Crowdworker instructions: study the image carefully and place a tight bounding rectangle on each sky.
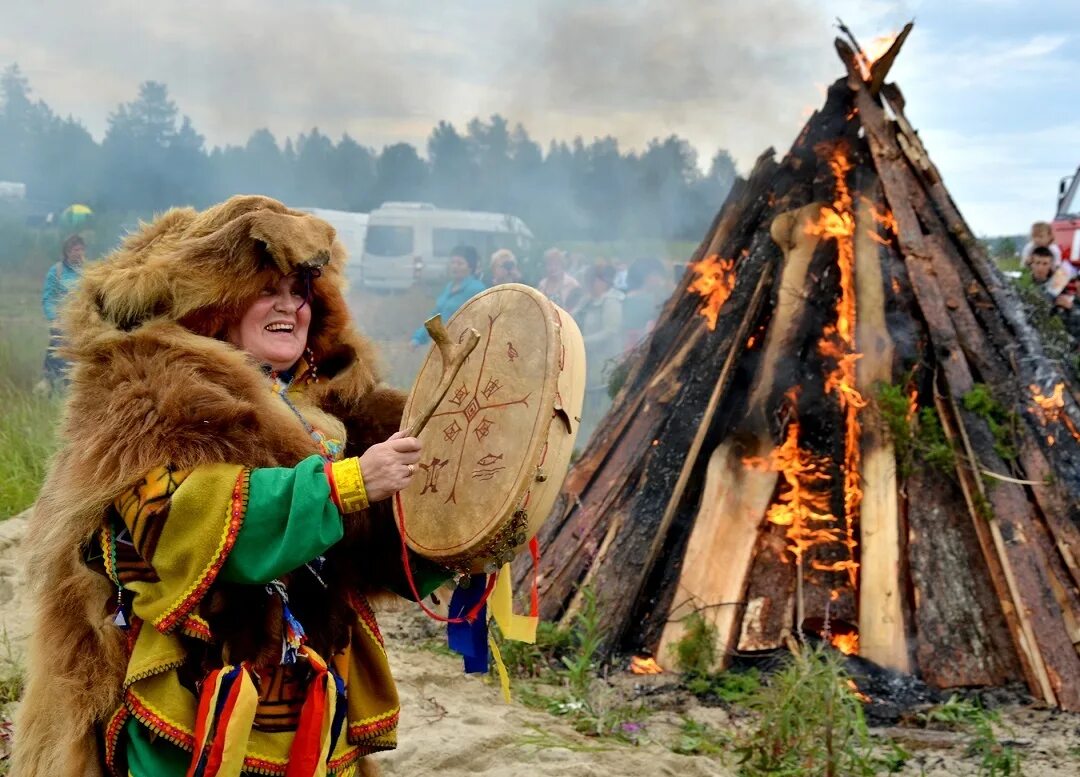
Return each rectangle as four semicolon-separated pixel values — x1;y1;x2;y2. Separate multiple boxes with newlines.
0;0;1077;235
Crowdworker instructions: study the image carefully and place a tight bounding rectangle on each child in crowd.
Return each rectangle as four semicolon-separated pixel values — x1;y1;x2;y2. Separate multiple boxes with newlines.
1022;221;1063;268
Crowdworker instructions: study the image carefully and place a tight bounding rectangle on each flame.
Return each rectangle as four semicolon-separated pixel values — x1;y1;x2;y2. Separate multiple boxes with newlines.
846;678;871;703
806;145;863;589
630;656;663;675
906;389;918;426
688;254;737;330
745;408;842;564
747;335;757;349
832;633;860;656
1028;383;1080;444
856;32;901;80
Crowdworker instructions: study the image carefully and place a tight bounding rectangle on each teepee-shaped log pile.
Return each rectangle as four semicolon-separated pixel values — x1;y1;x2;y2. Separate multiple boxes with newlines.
517;25;1080;710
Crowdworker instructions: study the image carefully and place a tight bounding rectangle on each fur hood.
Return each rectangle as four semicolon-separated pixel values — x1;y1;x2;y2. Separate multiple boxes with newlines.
14;195;404;777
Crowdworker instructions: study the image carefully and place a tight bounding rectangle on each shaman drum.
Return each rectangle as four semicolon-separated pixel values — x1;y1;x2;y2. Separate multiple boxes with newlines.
396;283;586;574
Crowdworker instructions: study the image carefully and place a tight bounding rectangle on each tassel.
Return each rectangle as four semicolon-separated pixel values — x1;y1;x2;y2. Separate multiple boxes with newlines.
285;646;339;777
267;581;307;665
186;665;258;777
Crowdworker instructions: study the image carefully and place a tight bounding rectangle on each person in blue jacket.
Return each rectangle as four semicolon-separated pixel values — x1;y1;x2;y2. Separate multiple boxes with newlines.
410;245;487;348
36;234;86;394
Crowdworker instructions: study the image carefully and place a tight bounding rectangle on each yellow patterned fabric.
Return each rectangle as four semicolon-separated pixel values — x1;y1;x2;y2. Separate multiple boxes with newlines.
103;463;399;776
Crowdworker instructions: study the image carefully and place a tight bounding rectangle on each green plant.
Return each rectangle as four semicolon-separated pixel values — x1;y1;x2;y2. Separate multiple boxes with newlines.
671;611;717;676
671;717;730;756
734;644;883;777
917;695;1024;776
490;619;574;679
962;384;1018;462
875;382;955;476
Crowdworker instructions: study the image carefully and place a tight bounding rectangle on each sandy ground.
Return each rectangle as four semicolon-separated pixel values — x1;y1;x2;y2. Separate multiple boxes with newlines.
1;511;1077;776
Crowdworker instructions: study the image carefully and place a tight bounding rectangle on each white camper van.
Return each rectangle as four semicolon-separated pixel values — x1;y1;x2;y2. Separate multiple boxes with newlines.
295;208;369;287
360;202;533;290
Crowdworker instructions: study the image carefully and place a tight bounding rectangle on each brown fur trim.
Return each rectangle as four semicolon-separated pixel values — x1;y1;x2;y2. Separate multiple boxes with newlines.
14;196;400;776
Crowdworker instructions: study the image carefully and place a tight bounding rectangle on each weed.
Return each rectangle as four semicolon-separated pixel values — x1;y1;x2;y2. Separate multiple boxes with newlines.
962;384;1018;462
671;611;717;676
671;717;730;756
734;643;884;777
917;695;1024;776
875;383;955;476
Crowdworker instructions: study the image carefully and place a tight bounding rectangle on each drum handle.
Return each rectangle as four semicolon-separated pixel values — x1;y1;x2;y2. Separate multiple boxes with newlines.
396;491;495;623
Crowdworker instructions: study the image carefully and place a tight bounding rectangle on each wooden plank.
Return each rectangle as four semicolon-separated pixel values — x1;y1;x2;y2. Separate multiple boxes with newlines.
836;43;1079;707
854;184;909;672
656;203;826;669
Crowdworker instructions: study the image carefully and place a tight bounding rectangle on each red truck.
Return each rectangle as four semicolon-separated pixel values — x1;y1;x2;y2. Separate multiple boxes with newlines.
1054;165;1080;264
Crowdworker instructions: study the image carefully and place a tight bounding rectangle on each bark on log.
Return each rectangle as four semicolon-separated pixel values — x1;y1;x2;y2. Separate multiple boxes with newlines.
841;41;1080;709
907;467;1023;687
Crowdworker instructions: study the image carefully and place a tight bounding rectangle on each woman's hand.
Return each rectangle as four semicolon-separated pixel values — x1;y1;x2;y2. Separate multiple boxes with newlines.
359;430;422;502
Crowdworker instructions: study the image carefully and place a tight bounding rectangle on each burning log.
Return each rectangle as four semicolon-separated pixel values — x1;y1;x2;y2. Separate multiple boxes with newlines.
522;23;1080;711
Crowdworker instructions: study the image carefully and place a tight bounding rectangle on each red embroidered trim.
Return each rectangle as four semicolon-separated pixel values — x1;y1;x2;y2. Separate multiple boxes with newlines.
348;593;385;647
157;470;248;633
103;706;130;777
348;709;399;741
125;690;195;750
180;615;212;641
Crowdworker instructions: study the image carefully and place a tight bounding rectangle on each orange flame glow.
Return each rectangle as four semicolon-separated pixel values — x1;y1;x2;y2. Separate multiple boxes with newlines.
1028;383;1080;444
688;254;737;330
832;633;860;656
745;408;842;564
846;678;871;703
806;145;863;589
856;33;901;80
629;656;663;675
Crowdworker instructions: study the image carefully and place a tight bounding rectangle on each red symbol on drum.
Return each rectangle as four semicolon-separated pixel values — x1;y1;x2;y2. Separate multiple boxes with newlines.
481;378;502;400
507;342;518;361
463;397;481;422
419;458;448;494
473;452;505;480
449;384;469;406
443;420;463;442
474;417;495;442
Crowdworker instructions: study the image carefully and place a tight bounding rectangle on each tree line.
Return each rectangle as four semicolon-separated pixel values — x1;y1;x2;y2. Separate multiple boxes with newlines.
0;64;737;242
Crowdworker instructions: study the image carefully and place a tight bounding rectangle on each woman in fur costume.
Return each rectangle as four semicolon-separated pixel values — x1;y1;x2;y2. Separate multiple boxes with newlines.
13;195;447;777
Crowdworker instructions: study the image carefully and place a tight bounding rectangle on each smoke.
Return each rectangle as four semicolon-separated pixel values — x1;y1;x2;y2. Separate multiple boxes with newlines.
0;0;903;168
506;0;875;168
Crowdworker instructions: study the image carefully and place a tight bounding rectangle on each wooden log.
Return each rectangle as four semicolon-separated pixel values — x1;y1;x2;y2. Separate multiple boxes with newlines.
854;183;909;672
882;82;1080;462
907;466;1023;687
839;42;1080;709
656;203;826;669
522;152;781;614
737;528;796;651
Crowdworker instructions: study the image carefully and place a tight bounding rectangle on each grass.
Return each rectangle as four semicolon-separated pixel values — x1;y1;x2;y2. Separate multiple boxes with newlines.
0;262;61;519
916;695;1024;776
875;381;955;477
734;644;894;777
962;383;1019;463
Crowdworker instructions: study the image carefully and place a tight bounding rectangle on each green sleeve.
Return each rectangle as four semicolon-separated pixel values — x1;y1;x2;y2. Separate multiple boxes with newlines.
124;718;188;777
221;454;344;584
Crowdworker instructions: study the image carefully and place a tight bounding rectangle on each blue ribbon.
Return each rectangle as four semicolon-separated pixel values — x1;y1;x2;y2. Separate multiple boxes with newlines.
447;574;489;674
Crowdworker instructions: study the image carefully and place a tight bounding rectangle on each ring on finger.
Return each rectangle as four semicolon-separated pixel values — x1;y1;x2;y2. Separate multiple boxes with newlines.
406;463;415;475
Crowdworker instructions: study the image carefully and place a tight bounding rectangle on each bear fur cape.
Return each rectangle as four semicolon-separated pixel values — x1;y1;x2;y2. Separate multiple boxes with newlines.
13;196;407;777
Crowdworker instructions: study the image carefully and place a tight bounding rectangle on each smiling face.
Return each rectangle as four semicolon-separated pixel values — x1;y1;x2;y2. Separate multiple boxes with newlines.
227;273;312;371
